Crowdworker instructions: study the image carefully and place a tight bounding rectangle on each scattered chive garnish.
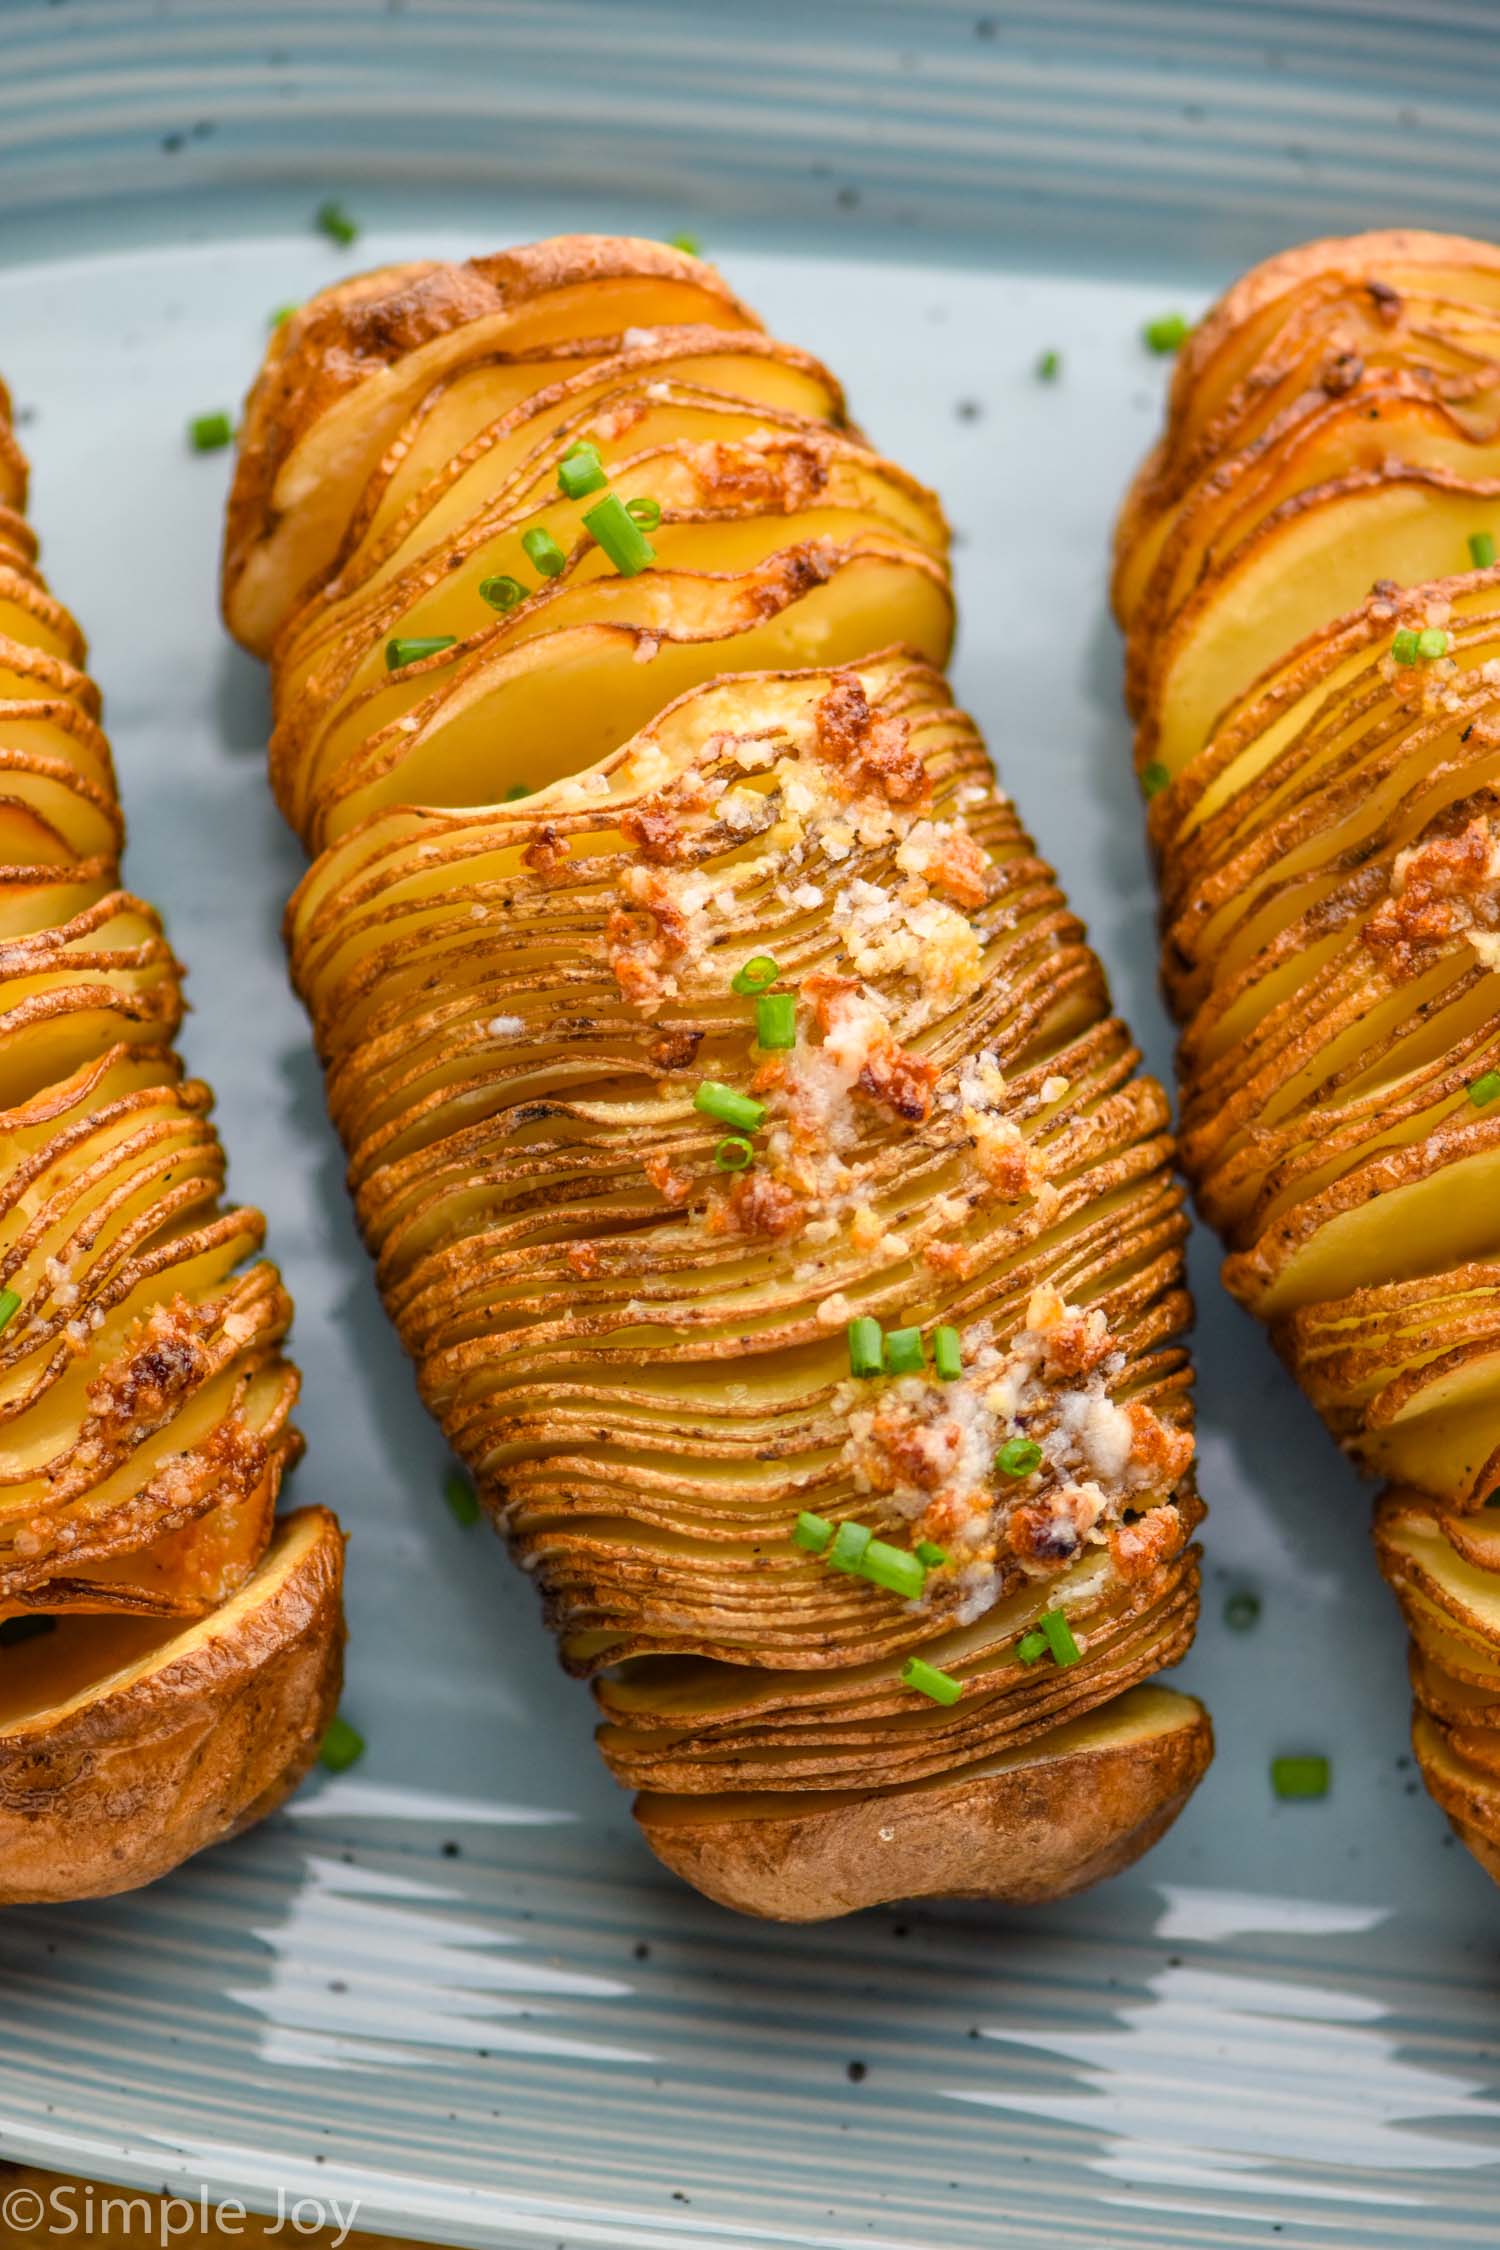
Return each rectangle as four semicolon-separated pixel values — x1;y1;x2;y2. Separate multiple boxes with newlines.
995;1435;1042;1478
883;1326;925;1377
503;783;530;800
848;1316;884;1379
669;233;702;256
315;199;359;247
1040;1608;1081;1666
1391;627;1420;664
1469;1071;1500;1108
584;491;657;576
626;496;662;530
915;1539;949;1568
319;1714;366;1772
0;1614;54;1648
1470;531;1497;569
1036;348;1061;381
828;1520;873;1575
793;1510;834;1554
932;1323;962;1381
901;1656;963;1707
755;991;797;1049
558;441;607;500
522;526;568;578
1016;1627;1049;1664
731;954;780;995
0;1288;20;1336
1141;761;1171;799
443;1469;481;1526
694;1079;765;1132
385;635;456;670
1271;1753;1329;1800
1223;1588;1261;1631
479;574;527;612
714;1134;754;1171
860;1539;926;1600
1144;311;1190;354
1416;626;1451;660
188;411;233;452
268;302;299;329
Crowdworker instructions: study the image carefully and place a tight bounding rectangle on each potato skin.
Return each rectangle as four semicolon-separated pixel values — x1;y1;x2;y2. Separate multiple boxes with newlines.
0;1509;343;1905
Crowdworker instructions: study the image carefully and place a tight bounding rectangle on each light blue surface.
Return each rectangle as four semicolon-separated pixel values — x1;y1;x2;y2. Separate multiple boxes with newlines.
0;7;1498;2248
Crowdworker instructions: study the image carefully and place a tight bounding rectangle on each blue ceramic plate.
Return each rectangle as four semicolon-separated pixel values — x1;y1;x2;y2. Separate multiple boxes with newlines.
1;6;1498;2246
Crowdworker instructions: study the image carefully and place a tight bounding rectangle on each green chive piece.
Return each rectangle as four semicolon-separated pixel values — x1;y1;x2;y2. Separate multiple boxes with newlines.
503;783;530;801
933;1324;963;1382
1470;531;1497;569
522;526;568;578
479;574;527;612
626;496;663;530
915;1539;949;1568
1224;1588;1261;1631
828;1520;873;1575
883;1326;925;1377
188;411;233;453
316;200;358;247
1391;628;1420;664
731;954;780;995
268;303;299;329
1271;1753;1329;1801
558;442;607;500
1141;761;1171;799
714;1134;754;1172
583;491;656;576
1036;348;1061;382
0;1613;55;1648
901;1655;963;1706
859;1539;927;1600
385;635;456;670
694;1080;765;1132
755;991;797;1050
0;1288;20;1336
319;1714;366;1772
793;1510;834;1554
1040;1608;1082;1667
1144;312;1190;354
1470;1070;1500;1108
848;1316;883;1379
996;1435;1042;1478
444;1469;481;1526
1416;626;1451;660
1016;1627;1049;1664
669;233;702;256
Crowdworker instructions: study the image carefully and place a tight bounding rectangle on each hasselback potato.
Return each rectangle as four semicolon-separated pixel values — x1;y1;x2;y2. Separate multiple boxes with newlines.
225;235;1209;1919
1116;227;1500;1877
0;380;344;1903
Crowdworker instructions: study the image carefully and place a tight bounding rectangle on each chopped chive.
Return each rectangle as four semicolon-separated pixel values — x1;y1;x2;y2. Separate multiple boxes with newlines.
1144;311;1190;354
755;991;797;1050
583;491;656;576
385;635;456;670
319;1714;366;1772
848;1316;884;1379
1141;761;1171;799
714;1134;754;1171
793;1510;834;1555
315;200;358;247
859;1539;927;1600
1040;1607;1082;1667
522;526;568;578
1016;1627;1049;1664
995;1435;1042;1478
1391;627;1420;665
694;1079;765;1132
1471;531;1497;569
1416;626;1451;660
883;1326;925;1377
1469;1071;1500;1108
1036;348;1061;382
558;441;607;500
503;783;530;800
828;1520;873;1575
0;1288;20;1335
268;302;299;329
626;496;662;530
1271;1753;1329;1800
1223;1588;1261;1631
0;1613;55;1648
915;1539;949;1568
901;1655;963;1706
731;954;780;995
933;1324;962;1381
188;411;233;452
443;1469;481;1526
479;574;527;612
668;233;702;256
